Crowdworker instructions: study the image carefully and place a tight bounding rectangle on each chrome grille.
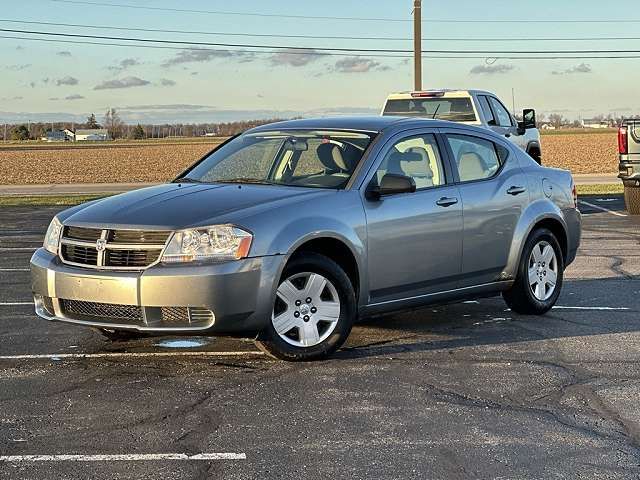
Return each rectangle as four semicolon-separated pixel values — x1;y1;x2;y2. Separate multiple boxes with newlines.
106;249;162;267
60;226;170;270
61;244;99;266
65;226;102;241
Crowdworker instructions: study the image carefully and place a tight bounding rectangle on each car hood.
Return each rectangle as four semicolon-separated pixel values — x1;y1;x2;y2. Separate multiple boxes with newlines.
60;183;330;230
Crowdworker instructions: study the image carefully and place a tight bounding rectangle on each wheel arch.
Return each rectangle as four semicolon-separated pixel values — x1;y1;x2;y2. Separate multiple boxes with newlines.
506;200;568;279
276;232;365;306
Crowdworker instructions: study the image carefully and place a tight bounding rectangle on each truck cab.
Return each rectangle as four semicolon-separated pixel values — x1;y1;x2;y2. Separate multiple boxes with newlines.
382;89;542;164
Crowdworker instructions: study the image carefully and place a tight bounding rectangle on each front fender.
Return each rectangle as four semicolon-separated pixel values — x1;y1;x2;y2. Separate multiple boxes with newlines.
504;198;567;279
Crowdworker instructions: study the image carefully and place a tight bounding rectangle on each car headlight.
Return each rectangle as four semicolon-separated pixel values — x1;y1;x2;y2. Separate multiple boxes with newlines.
161;225;253;263
43;216;63;255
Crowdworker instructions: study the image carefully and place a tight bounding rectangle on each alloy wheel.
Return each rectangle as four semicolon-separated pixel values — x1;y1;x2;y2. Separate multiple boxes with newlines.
272;272;341;347
528;240;558;301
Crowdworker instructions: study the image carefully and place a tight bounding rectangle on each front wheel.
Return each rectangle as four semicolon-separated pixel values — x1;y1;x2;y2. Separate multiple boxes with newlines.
503;228;564;315
624;186;640;215
255;253;356;361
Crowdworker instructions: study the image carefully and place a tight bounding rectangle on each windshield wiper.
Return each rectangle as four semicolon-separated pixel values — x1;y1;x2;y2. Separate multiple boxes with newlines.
215;178;277;185
173;176;202;184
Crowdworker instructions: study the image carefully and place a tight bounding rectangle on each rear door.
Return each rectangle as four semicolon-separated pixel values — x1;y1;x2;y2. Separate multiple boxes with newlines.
362;130;463;304
442;129;529;287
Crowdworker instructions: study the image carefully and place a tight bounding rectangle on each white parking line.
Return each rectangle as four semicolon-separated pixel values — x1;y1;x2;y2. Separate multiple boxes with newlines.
579;200;627;217
0;302;33;306
553;306;630;311
0;351;264;360
0;247;38;252
0;268;29;272
0;453;246;462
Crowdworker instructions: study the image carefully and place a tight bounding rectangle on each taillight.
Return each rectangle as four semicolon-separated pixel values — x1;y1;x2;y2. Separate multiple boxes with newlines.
571;182;578;208
618;126;628;154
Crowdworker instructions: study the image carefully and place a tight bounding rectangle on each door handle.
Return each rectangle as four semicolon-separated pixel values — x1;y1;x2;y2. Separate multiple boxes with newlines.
436;196;458;207
507;186;526;195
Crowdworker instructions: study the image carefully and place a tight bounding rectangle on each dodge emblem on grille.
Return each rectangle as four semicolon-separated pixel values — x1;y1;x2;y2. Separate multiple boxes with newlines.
95;238;107;252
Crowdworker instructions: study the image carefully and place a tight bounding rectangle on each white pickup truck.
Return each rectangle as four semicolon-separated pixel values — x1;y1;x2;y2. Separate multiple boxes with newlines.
382;89;542;164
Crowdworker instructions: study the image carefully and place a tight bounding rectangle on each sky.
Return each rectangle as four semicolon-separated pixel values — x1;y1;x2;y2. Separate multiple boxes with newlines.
1;0;639;124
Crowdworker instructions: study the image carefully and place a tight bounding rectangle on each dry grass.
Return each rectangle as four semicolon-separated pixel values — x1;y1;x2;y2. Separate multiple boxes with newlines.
0;131;618;185
541;132;617;174
0;140;225;184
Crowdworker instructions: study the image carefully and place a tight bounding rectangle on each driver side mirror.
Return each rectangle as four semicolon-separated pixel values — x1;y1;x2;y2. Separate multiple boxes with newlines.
366;173;416;200
518;108;536;134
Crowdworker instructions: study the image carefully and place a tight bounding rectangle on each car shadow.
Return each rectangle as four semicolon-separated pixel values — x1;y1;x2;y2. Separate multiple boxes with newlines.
335;277;639;360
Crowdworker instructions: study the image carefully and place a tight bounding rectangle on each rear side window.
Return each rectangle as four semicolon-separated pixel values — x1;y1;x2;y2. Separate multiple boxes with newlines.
446;134;508;182
478;96;495;125
488;97;513;127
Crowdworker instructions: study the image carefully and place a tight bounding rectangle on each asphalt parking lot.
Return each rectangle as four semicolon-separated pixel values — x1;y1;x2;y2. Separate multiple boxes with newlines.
1;194;639;479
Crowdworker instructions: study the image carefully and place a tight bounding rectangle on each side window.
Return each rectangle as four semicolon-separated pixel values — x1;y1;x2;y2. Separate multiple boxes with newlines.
488;97;513;127
478;96;495;125
446;134;507;182
375;134;446;190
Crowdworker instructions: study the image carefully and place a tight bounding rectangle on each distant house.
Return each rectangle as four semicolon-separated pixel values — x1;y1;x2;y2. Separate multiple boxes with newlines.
43;129;74;142
582;118;609;129
540;123;556;130
74;129;110;141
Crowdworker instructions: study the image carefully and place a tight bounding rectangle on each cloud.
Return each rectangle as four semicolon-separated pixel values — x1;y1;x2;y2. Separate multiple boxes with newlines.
1;96;23;101
160;78;176;86
93;76;151;90
108;58;142;72
552;63;592;75
6;64;31;71
270;49;324;67
333;57;390;73
469;64;516;75
123;104;214;111
56;51;72;57
49;97;59;101
161;49;249;67
56;76;79;86
15;45;24;51
65;94;85;100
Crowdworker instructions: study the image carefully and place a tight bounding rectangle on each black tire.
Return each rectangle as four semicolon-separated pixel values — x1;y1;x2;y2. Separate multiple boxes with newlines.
502;228;564;315
624;186;640;215
97;328;149;342
255;253;356;361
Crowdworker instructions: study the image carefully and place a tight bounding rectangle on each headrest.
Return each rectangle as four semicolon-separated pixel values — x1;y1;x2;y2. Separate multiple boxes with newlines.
317;143;348;171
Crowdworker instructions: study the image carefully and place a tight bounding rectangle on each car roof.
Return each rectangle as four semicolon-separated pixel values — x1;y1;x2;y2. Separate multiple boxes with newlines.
385;89;495;99
248;116;453;134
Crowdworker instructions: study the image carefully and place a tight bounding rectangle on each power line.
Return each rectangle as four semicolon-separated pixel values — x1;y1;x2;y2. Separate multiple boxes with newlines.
4;34;640;60
3;18;640;42
4;28;640;55
50;0;640;24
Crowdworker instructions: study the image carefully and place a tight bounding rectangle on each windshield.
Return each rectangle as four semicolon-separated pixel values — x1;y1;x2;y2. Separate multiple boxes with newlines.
383;97;477;122
180;129;375;189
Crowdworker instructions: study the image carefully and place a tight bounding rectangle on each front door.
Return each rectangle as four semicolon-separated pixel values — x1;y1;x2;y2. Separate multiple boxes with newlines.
362;131;463;305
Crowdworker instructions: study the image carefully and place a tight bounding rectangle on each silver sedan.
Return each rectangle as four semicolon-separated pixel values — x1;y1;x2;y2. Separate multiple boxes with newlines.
31;117;581;360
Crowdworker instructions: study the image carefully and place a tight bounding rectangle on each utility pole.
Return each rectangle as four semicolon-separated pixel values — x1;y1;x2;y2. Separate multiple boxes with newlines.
413;0;422;91
511;88;516;115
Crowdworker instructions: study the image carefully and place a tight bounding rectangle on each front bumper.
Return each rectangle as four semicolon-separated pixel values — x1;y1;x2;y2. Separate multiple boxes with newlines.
30;248;282;334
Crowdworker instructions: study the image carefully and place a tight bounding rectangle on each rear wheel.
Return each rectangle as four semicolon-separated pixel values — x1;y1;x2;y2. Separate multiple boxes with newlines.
503;228;563;315
255;253;356;361
624;186;640;215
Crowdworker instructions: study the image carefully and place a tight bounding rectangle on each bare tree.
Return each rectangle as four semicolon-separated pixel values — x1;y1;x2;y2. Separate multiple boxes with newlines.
103;108;124;139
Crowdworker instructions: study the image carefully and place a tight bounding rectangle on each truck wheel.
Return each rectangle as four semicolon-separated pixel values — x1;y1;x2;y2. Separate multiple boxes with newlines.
624;186;640;215
503;228;564;315
255;253;356;361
